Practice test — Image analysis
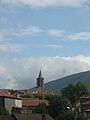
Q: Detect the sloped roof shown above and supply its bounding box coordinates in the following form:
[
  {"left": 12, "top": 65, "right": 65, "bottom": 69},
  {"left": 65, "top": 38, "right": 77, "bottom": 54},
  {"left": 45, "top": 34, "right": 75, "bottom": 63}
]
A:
[
  {"left": 13, "top": 113, "right": 54, "bottom": 120},
  {"left": 0, "top": 92, "right": 14, "bottom": 97},
  {"left": 0, "top": 92, "right": 21, "bottom": 99},
  {"left": 22, "top": 98, "right": 49, "bottom": 107},
  {"left": 0, "top": 116, "right": 15, "bottom": 120}
]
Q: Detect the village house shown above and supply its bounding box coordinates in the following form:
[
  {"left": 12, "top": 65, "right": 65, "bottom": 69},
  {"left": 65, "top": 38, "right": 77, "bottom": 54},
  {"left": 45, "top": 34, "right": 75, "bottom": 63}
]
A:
[{"left": 0, "top": 92, "right": 22, "bottom": 114}]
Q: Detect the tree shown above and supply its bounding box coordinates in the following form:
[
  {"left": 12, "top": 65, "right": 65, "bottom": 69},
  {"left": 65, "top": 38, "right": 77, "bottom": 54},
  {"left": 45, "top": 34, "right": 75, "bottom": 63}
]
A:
[
  {"left": 32, "top": 103, "right": 48, "bottom": 114},
  {"left": 48, "top": 95, "right": 71, "bottom": 119},
  {"left": 77, "top": 114, "right": 87, "bottom": 120},
  {"left": 56, "top": 110, "right": 74, "bottom": 120},
  {"left": 61, "top": 81, "right": 89, "bottom": 120},
  {"left": 61, "top": 83, "right": 76, "bottom": 105},
  {"left": 61, "top": 81, "right": 89, "bottom": 105},
  {"left": 44, "top": 93, "right": 56, "bottom": 101},
  {"left": 75, "top": 81, "right": 89, "bottom": 100},
  {"left": 0, "top": 107, "right": 9, "bottom": 115}
]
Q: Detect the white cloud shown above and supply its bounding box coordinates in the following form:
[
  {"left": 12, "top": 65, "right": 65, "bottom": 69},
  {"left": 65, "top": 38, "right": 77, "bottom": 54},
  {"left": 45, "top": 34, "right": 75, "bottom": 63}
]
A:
[
  {"left": 0, "top": 41, "right": 27, "bottom": 53},
  {"left": 8, "top": 43, "right": 27, "bottom": 53},
  {"left": 1, "top": 0, "right": 90, "bottom": 8},
  {"left": 48, "top": 29, "right": 64, "bottom": 37},
  {"left": 0, "top": 27, "right": 43, "bottom": 39},
  {"left": 0, "top": 26, "right": 43, "bottom": 43},
  {"left": 14, "top": 26, "right": 44, "bottom": 37},
  {"left": 67, "top": 32, "right": 90, "bottom": 41},
  {"left": 13, "top": 27, "right": 64, "bottom": 38},
  {"left": 46, "top": 44, "right": 63, "bottom": 48},
  {"left": 0, "top": 44, "right": 10, "bottom": 52},
  {"left": 0, "top": 55, "right": 90, "bottom": 89},
  {"left": 0, "top": 64, "right": 16, "bottom": 88},
  {"left": 21, "top": 26, "right": 44, "bottom": 36},
  {"left": 0, "top": 28, "right": 27, "bottom": 53}
]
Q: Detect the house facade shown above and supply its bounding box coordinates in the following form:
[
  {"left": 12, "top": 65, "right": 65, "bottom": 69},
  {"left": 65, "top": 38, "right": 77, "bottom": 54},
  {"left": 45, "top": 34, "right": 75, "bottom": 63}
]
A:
[{"left": 0, "top": 92, "right": 22, "bottom": 114}]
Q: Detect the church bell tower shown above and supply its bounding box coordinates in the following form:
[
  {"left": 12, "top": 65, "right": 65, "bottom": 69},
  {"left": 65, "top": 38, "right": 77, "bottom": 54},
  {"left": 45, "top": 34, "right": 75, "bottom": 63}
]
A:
[{"left": 37, "top": 70, "right": 44, "bottom": 89}]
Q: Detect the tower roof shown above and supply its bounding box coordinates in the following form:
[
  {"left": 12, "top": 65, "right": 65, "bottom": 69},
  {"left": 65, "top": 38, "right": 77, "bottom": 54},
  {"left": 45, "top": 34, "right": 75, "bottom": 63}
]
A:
[{"left": 38, "top": 70, "right": 43, "bottom": 78}]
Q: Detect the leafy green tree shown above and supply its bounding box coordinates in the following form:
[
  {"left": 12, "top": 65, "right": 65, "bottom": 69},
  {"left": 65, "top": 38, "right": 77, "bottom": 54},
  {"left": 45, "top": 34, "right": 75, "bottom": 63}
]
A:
[
  {"left": 61, "top": 83, "right": 76, "bottom": 105},
  {"left": 21, "top": 92, "right": 57, "bottom": 101},
  {"left": 61, "top": 81, "right": 89, "bottom": 120},
  {"left": 63, "top": 110, "right": 75, "bottom": 120},
  {"left": 32, "top": 103, "right": 48, "bottom": 114},
  {"left": 48, "top": 95, "right": 71, "bottom": 119},
  {"left": 44, "top": 93, "right": 56, "bottom": 101},
  {"left": 33, "top": 93, "right": 45, "bottom": 99},
  {"left": 75, "top": 81, "right": 89, "bottom": 100},
  {"left": 0, "top": 107, "right": 9, "bottom": 115},
  {"left": 61, "top": 81, "right": 89, "bottom": 105},
  {"left": 56, "top": 110, "right": 74, "bottom": 120},
  {"left": 77, "top": 114, "right": 87, "bottom": 120}
]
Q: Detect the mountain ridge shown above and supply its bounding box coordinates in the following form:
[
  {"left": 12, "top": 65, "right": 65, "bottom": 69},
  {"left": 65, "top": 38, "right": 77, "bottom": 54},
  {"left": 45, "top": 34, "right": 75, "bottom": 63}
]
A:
[{"left": 44, "top": 70, "right": 90, "bottom": 92}]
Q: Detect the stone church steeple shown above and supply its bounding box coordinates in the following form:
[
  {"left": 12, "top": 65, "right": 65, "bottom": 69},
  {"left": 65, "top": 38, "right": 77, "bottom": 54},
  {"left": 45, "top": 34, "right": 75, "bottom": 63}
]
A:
[{"left": 37, "top": 70, "right": 44, "bottom": 89}]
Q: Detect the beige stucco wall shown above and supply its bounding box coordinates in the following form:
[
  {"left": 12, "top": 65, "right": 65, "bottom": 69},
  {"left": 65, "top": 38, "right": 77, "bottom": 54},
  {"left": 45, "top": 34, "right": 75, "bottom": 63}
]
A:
[{"left": 15, "top": 99, "right": 22, "bottom": 108}]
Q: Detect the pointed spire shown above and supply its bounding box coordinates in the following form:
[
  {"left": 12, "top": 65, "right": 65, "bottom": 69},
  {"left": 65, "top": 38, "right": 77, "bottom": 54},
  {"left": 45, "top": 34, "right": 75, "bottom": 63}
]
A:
[{"left": 38, "top": 70, "right": 42, "bottom": 78}]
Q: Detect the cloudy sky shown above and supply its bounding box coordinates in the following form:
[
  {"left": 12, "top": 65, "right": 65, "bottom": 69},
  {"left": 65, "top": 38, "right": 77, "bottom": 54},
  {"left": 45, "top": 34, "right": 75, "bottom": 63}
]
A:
[{"left": 0, "top": 0, "right": 90, "bottom": 89}]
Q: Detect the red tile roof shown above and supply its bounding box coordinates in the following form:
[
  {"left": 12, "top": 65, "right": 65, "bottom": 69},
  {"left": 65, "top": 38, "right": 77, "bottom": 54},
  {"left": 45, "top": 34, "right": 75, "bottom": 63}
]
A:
[
  {"left": 0, "top": 92, "right": 21, "bottom": 99},
  {"left": 22, "top": 98, "right": 49, "bottom": 107}
]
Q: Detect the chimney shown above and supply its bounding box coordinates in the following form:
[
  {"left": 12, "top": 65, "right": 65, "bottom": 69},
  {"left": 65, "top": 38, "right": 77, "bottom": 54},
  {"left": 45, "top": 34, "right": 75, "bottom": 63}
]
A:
[{"left": 42, "top": 114, "right": 45, "bottom": 120}]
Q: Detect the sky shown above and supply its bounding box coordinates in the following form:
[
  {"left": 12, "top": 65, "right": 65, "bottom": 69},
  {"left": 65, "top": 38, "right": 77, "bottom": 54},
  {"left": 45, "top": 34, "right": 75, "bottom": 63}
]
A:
[{"left": 0, "top": 0, "right": 90, "bottom": 89}]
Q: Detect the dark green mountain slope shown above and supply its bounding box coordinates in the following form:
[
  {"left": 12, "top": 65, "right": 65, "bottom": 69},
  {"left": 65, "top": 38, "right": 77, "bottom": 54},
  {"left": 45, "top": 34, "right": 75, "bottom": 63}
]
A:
[{"left": 44, "top": 71, "right": 90, "bottom": 92}]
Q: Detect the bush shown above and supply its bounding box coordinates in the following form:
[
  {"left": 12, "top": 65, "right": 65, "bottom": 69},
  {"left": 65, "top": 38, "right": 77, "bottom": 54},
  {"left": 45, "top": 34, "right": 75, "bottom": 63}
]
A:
[{"left": 0, "top": 106, "right": 9, "bottom": 115}]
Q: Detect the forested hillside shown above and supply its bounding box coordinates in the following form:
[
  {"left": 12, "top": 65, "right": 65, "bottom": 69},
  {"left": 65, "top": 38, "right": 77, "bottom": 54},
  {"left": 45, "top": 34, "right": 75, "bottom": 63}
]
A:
[{"left": 45, "top": 71, "right": 90, "bottom": 92}]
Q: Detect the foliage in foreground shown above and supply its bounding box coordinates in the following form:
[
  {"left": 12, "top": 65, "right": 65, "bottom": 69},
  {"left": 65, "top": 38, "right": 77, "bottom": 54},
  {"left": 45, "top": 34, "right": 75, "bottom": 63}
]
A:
[
  {"left": 55, "top": 110, "right": 74, "bottom": 120},
  {"left": 77, "top": 114, "right": 87, "bottom": 120},
  {"left": 61, "top": 81, "right": 89, "bottom": 105},
  {"left": 32, "top": 103, "right": 48, "bottom": 114},
  {"left": 0, "top": 106, "right": 9, "bottom": 115},
  {"left": 48, "top": 95, "right": 71, "bottom": 119}
]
